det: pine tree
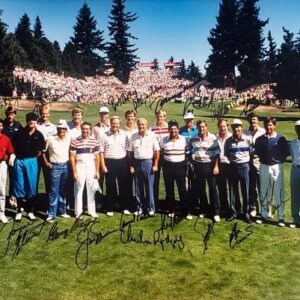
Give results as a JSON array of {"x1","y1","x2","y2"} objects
[
  {"x1": 168, "y1": 56, "x2": 174, "y2": 62},
  {"x1": 206, "y1": 0, "x2": 240, "y2": 87},
  {"x1": 187, "y1": 61, "x2": 202, "y2": 83},
  {"x1": 71, "y1": 2, "x2": 106, "y2": 76},
  {"x1": 265, "y1": 30, "x2": 277, "y2": 82},
  {"x1": 107, "y1": 0, "x2": 139, "y2": 83},
  {"x1": 15, "y1": 13, "x2": 35, "y2": 67},
  {"x1": 237, "y1": 0, "x2": 268, "y2": 89},
  {"x1": 33, "y1": 16, "x2": 44, "y2": 40},
  {"x1": 179, "y1": 59, "x2": 187, "y2": 78},
  {"x1": 0, "y1": 10, "x2": 15, "y2": 95},
  {"x1": 62, "y1": 41, "x2": 84, "y2": 78},
  {"x1": 277, "y1": 27, "x2": 300, "y2": 99},
  {"x1": 152, "y1": 58, "x2": 159, "y2": 70}
]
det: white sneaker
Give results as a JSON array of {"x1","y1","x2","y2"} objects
[
  {"x1": 106, "y1": 211, "x2": 113, "y2": 217},
  {"x1": 123, "y1": 210, "x2": 131, "y2": 215},
  {"x1": 27, "y1": 212, "x2": 36, "y2": 221},
  {"x1": 278, "y1": 220, "x2": 285, "y2": 227},
  {"x1": 90, "y1": 213, "x2": 98, "y2": 218},
  {"x1": 61, "y1": 214, "x2": 71, "y2": 219},
  {"x1": 214, "y1": 215, "x2": 221, "y2": 223},
  {"x1": 148, "y1": 211, "x2": 155, "y2": 217},
  {"x1": 199, "y1": 214, "x2": 205, "y2": 219},
  {"x1": 46, "y1": 217, "x2": 54, "y2": 223},
  {"x1": 134, "y1": 209, "x2": 143, "y2": 216},
  {"x1": 250, "y1": 210, "x2": 257, "y2": 217},
  {"x1": 168, "y1": 212, "x2": 175, "y2": 218},
  {"x1": 186, "y1": 214, "x2": 193, "y2": 220},
  {"x1": 0, "y1": 215, "x2": 9, "y2": 224},
  {"x1": 289, "y1": 223, "x2": 297, "y2": 228},
  {"x1": 15, "y1": 213, "x2": 22, "y2": 221}
]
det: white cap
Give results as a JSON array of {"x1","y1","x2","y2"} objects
[
  {"x1": 295, "y1": 120, "x2": 300, "y2": 126},
  {"x1": 184, "y1": 112, "x2": 195, "y2": 119},
  {"x1": 99, "y1": 106, "x2": 109, "y2": 113},
  {"x1": 231, "y1": 118, "x2": 242, "y2": 126},
  {"x1": 56, "y1": 119, "x2": 68, "y2": 129}
]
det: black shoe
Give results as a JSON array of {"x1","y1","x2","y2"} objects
[{"x1": 244, "y1": 213, "x2": 251, "y2": 223}]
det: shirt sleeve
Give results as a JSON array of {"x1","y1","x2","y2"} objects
[
  {"x1": 153, "y1": 135, "x2": 160, "y2": 151},
  {"x1": 6, "y1": 137, "x2": 14, "y2": 155}
]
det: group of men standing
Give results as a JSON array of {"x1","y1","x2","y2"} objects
[{"x1": 0, "y1": 105, "x2": 299, "y2": 228}]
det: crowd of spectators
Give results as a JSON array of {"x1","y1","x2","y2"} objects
[{"x1": 12, "y1": 67, "x2": 276, "y2": 105}]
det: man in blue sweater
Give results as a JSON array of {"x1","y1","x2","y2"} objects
[{"x1": 255, "y1": 117, "x2": 289, "y2": 227}]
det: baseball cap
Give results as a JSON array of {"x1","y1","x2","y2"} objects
[
  {"x1": 231, "y1": 118, "x2": 242, "y2": 126},
  {"x1": 56, "y1": 119, "x2": 68, "y2": 129},
  {"x1": 183, "y1": 112, "x2": 194, "y2": 119},
  {"x1": 99, "y1": 106, "x2": 109, "y2": 113}
]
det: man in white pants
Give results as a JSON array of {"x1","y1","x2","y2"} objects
[
  {"x1": 70, "y1": 122, "x2": 100, "y2": 219},
  {"x1": 0, "y1": 119, "x2": 14, "y2": 223}
]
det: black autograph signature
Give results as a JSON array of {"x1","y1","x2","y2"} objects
[
  {"x1": 229, "y1": 222, "x2": 253, "y2": 249},
  {"x1": 193, "y1": 217, "x2": 214, "y2": 254}
]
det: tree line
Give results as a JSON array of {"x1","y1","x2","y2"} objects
[
  {"x1": 1, "y1": 0, "x2": 300, "y2": 99},
  {"x1": 206, "y1": 0, "x2": 300, "y2": 99},
  {"x1": 0, "y1": 0, "x2": 139, "y2": 95}
]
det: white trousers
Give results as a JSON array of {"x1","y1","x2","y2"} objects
[
  {"x1": 259, "y1": 163, "x2": 285, "y2": 220},
  {"x1": 0, "y1": 161, "x2": 8, "y2": 216},
  {"x1": 74, "y1": 161, "x2": 96, "y2": 218}
]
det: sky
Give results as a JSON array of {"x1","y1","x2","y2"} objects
[{"x1": 1, "y1": 0, "x2": 300, "y2": 72}]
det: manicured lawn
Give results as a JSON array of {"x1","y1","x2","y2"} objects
[{"x1": 0, "y1": 101, "x2": 300, "y2": 300}]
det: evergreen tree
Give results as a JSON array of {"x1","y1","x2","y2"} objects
[
  {"x1": 187, "y1": 60, "x2": 202, "y2": 83},
  {"x1": 179, "y1": 59, "x2": 187, "y2": 78},
  {"x1": 0, "y1": 10, "x2": 15, "y2": 95},
  {"x1": 277, "y1": 27, "x2": 300, "y2": 99},
  {"x1": 15, "y1": 13, "x2": 34, "y2": 67},
  {"x1": 107, "y1": 0, "x2": 139, "y2": 83},
  {"x1": 237, "y1": 0, "x2": 268, "y2": 89},
  {"x1": 71, "y1": 2, "x2": 106, "y2": 76},
  {"x1": 265, "y1": 30, "x2": 277, "y2": 82},
  {"x1": 33, "y1": 16, "x2": 44, "y2": 40},
  {"x1": 206, "y1": 0, "x2": 240, "y2": 87},
  {"x1": 62, "y1": 41, "x2": 84, "y2": 78},
  {"x1": 168, "y1": 56, "x2": 174, "y2": 62},
  {"x1": 152, "y1": 58, "x2": 159, "y2": 70}
]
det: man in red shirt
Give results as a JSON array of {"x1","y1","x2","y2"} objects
[{"x1": 0, "y1": 119, "x2": 14, "y2": 223}]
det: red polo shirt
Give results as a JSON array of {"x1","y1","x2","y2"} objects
[{"x1": 0, "y1": 134, "x2": 14, "y2": 161}]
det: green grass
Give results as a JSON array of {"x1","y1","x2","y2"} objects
[{"x1": 1, "y1": 102, "x2": 300, "y2": 300}]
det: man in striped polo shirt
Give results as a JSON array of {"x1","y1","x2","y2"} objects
[
  {"x1": 151, "y1": 110, "x2": 169, "y2": 206},
  {"x1": 160, "y1": 120, "x2": 190, "y2": 219},
  {"x1": 190, "y1": 120, "x2": 221, "y2": 222},
  {"x1": 224, "y1": 119, "x2": 251, "y2": 223},
  {"x1": 70, "y1": 122, "x2": 100, "y2": 219},
  {"x1": 100, "y1": 116, "x2": 130, "y2": 216},
  {"x1": 128, "y1": 118, "x2": 160, "y2": 216},
  {"x1": 215, "y1": 119, "x2": 232, "y2": 218}
]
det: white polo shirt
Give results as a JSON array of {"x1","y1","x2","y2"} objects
[
  {"x1": 44, "y1": 135, "x2": 71, "y2": 163},
  {"x1": 36, "y1": 122, "x2": 57, "y2": 140},
  {"x1": 67, "y1": 121, "x2": 82, "y2": 139},
  {"x1": 129, "y1": 130, "x2": 160, "y2": 160},
  {"x1": 216, "y1": 132, "x2": 232, "y2": 164}
]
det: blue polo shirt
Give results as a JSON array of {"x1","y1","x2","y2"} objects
[{"x1": 179, "y1": 126, "x2": 198, "y2": 144}]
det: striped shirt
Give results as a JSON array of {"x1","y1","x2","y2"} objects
[
  {"x1": 160, "y1": 135, "x2": 188, "y2": 163},
  {"x1": 224, "y1": 134, "x2": 251, "y2": 164},
  {"x1": 190, "y1": 132, "x2": 220, "y2": 163},
  {"x1": 151, "y1": 122, "x2": 169, "y2": 143},
  {"x1": 70, "y1": 136, "x2": 100, "y2": 164},
  {"x1": 100, "y1": 129, "x2": 128, "y2": 159},
  {"x1": 129, "y1": 130, "x2": 160, "y2": 160}
]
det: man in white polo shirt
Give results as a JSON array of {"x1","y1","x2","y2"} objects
[
  {"x1": 128, "y1": 118, "x2": 160, "y2": 216},
  {"x1": 100, "y1": 116, "x2": 130, "y2": 216},
  {"x1": 42, "y1": 119, "x2": 71, "y2": 222}
]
